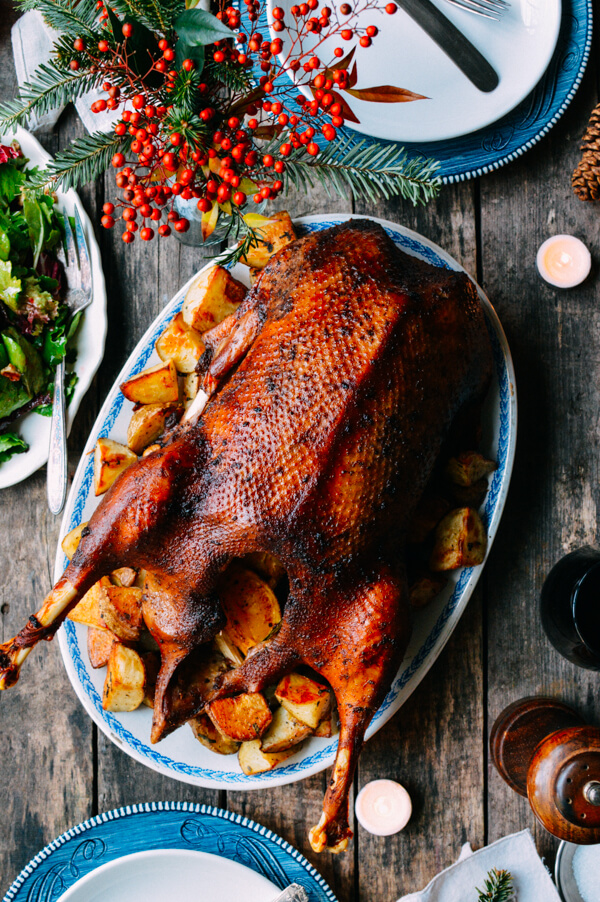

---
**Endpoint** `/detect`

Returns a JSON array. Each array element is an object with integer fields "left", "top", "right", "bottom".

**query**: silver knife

[{"left": 397, "top": 0, "right": 499, "bottom": 93}]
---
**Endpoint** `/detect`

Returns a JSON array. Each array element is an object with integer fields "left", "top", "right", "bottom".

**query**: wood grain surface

[{"left": 1, "top": 3, "right": 600, "bottom": 899}]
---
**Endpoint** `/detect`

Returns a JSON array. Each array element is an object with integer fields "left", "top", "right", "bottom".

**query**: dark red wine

[{"left": 540, "top": 547, "right": 600, "bottom": 670}]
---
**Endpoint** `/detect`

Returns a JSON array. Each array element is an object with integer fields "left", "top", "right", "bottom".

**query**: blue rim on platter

[
  {"left": 56, "top": 214, "right": 516, "bottom": 790},
  {"left": 247, "top": 0, "right": 591, "bottom": 183},
  {"left": 2, "top": 802, "right": 338, "bottom": 902}
]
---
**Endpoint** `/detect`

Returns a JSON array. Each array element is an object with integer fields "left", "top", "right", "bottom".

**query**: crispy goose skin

[{"left": 0, "top": 220, "right": 492, "bottom": 852}]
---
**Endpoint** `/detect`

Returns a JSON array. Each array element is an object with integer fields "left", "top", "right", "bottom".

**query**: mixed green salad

[{"left": 0, "top": 141, "right": 79, "bottom": 466}]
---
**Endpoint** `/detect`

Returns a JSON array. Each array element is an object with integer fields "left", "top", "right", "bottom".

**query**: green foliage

[
  {"left": 174, "top": 9, "right": 232, "bottom": 69},
  {"left": 0, "top": 433, "right": 29, "bottom": 463},
  {"left": 205, "top": 58, "right": 254, "bottom": 96},
  {"left": 0, "top": 164, "right": 26, "bottom": 204},
  {"left": 110, "top": 0, "right": 184, "bottom": 35},
  {"left": 0, "top": 60, "right": 99, "bottom": 131},
  {"left": 16, "top": 0, "right": 100, "bottom": 38},
  {"left": 476, "top": 869, "right": 514, "bottom": 902},
  {"left": 29, "top": 132, "right": 132, "bottom": 192},
  {"left": 280, "top": 136, "right": 441, "bottom": 206}
]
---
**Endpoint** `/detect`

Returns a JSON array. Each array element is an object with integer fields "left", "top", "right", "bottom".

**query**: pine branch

[
  {"left": 16, "top": 0, "right": 100, "bottom": 38},
  {"left": 28, "top": 132, "right": 132, "bottom": 192},
  {"left": 110, "top": 0, "right": 184, "bottom": 34},
  {"left": 476, "top": 868, "right": 514, "bottom": 902},
  {"left": 0, "top": 60, "right": 100, "bottom": 131},
  {"left": 205, "top": 59, "right": 254, "bottom": 96},
  {"left": 279, "top": 136, "right": 441, "bottom": 206}
]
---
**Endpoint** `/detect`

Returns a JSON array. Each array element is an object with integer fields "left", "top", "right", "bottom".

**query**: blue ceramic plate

[
  {"left": 2, "top": 802, "right": 338, "bottom": 902},
  {"left": 55, "top": 214, "right": 516, "bottom": 790}
]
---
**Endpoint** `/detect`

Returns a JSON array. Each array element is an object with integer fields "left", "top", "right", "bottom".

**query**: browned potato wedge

[
  {"left": 207, "top": 692, "right": 272, "bottom": 741},
  {"left": 182, "top": 372, "right": 200, "bottom": 409},
  {"left": 181, "top": 265, "right": 246, "bottom": 333},
  {"left": 409, "top": 573, "right": 448, "bottom": 608},
  {"left": 99, "top": 585, "right": 143, "bottom": 642},
  {"left": 110, "top": 567, "right": 137, "bottom": 588},
  {"left": 120, "top": 359, "right": 179, "bottom": 404},
  {"left": 407, "top": 495, "right": 451, "bottom": 545},
  {"left": 243, "top": 551, "right": 286, "bottom": 589},
  {"left": 61, "top": 521, "right": 89, "bottom": 560},
  {"left": 446, "top": 452, "right": 497, "bottom": 487},
  {"left": 67, "top": 577, "right": 112, "bottom": 629},
  {"left": 260, "top": 705, "right": 313, "bottom": 753},
  {"left": 214, "top": 632, "right": 245, "bottom": 667},
  {"left": 87, "top": 626, "right": 116, "bottom": 668},
  {"left": 275, "top": 673, "right": 331, "bottom": 730},
  {"left": 218, "top": 564, "right": 281, "bottom": 656},
  {"left": 238, "top": 738, "right": 301, "bottom": 775},
  {"left": 156, "top": 312, "right": 206, "bottom": 374},
  {"left": 241, "top": 212, "right": 296, "bottom": 269},
  {"left": 430, "top": 507, "right": 487, "bottom": 571},
  {"left": 189, "top": 713, "right": 241, "bottom": 754},
  {"left": 314, "top": 706, "right": 339, "bottom": 739},
  {"left": 126, "top": 402, "right": 181, "bottom": 454},
  {"left": 141, "top": 650, "right": 160, "bottom": 708},
  {"left": 102, "top": 644, "right": 145, "bottom": 712},
  {"left": 94, "top": 438, "right": 137, "bottom": 496}
]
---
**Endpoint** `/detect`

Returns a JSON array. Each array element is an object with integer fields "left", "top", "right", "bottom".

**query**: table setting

[{"left": 1, "top": 0, "right": 600, "bottom": 900}]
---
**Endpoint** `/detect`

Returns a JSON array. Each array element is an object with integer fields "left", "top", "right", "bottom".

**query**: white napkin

[
  {"left": 11, "top": 10, "right": 119, "bottom": 134},
  {"left": 396, "top": 830, "right": 562, "bottom": 902}
]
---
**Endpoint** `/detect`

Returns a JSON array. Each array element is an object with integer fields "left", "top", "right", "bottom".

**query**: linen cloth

[{"left": 396, "top": 830, "right": 562, "bottom": 902}]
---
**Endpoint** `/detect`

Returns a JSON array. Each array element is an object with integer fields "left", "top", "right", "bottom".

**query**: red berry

[
  {"left": 91, "top": 99, "right": 107, "bottom": 113},
  {"left": 274, "top": 160, "right": 285, "bottom": 173},
  {"left": 332, "top": 115, "right": 344, "bottom": 127},
  {"left": 170, "top": 132, "right": 183, "bottom": 147},
  {"left": 366, "top": 24, "right": 378, "bottom": 36},
  {"left": 158, "top": 224, "right": 171, "bottom": 237},
  {"left": 307, "top": 142, "right": 319, "bottom": 155},
  {"left": 73, "top": 38, "right": 85, "bottom": 52},
  {"left": 140, "top": 204, "right": 152, "bottom": 218},
  {"left": 101, "top": 215, "right": 115, "bottom": 228},
  {"left": 122, "top": 208, "right": 136, "bottom": 222},
  {"left": 112, "top": 153, "right": 125, "bottom": 168},
  {"left": 180, "top": 168, "right": 194, "bottom": 185},
  {"left": 200, "top": 108, "right": 214, "bottom": 121},
  {"left": 273, "top": 5, "right": 285, "bottom": 17},
  {"left": 163, "top": 47, "right": 175, "bottom": 61},
  {"left": 162, "top": 152, "right": 178, "bottom": 171},
  {"left": 232, "top": 191, "right": 246, "bottom": 206},
  {"left": 217, "top": 185, "right": 231, "bottom": 202},
  {"left": 197, "top": 198, "right": 212, "bottom": 213},
  {"left": 182, "top": 58, "right": 195, "bottom": 71},
  {"left": 132, "top": 94, "right": 145, "bottom": 110},
  {"left": 341, "top": 28, "right": 352, "bottom": 39},
  {"left": 273, "top": 179, "right": 283, "bottom": 191},
  {"left": 253, "top": 193, "right": 262, "bottom": 203},
  {"left": 171, "top": 182, "right": 182, "bottom": 195},
  {"left": 206, "top": 179, "right": 218, "bottom": 194},
  {"left": 263, "top": 154, "right": 274, "bottom": 167},
  {"left": 70, "top": 60, "right": 80, "bottom": 70},
  {"left": 228, "top": 116, "right": 240, "bottom": 129},
  {"left": 260, "top": 186, "right": 271, "bottom": 199},
  {"left": 248, "top": 118, "right": 258, "bottom": 130},
  {"left": 98, "top": 40, "right": 109, "bottom": 52},
  {"left": 263, "top": 81, "right": 274, "bottom": 93},
  {"left": 122, "top": 231, "right": 134, "bottom": 243},
  {"left": 322, "top": 124, "right": 336, "bottom": 141},
  {"left": 122, "top": 22, "right": 134, "bottom": 37},
  {"left": 131, "top": 140, "right": 142, "bottom": 154},
  {"left": 385, "top": 2, "right": 397, "bottom": 11},
  {"left": 155, "top": 59, "right": 167, "bottom": 72},
  {"left": 140, "top": 227, "right": 154, "bottom": 240},
  {"left": 151, "top": 209, "right": 161, "bottom": 221},
  {"left": 145, "top": 105, "right": 156, "bottom": 119},
  {"left": 359, "top": 36, "right": 371, "bottom": 47},
  {"left": 126, "top": 221, "right": 138, "bottom": 232},
  {"left": 174, "top": 218, "right": 190, "bottom": 232},
  {"left": 279, "top": 143, "right": 292, "bottom": 156},
  {"left": 213, "top": 50, "right": 225, "bottom": 62}
]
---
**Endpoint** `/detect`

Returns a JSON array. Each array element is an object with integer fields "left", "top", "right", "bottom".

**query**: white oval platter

[
  {"left": 266, "top": 0, "right": 561, "bottom": 143},
  {"left": 0, "top": 126, "right": 107, "bottom": 489},
  {"left": 55, "top": 213, "right": 517, "bottom": 789}
]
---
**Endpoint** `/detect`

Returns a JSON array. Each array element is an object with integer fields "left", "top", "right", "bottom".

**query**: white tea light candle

[
  {"left": 536, "top": 235, "right": 592, "bottom": 288},
  {"left": 355, "top": 780, "right": 412, "bottom": 836}
]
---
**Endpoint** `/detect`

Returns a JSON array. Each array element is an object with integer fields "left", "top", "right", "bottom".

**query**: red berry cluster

[{"left": 70, "top": 0, "right": 397, "bottom": 243}]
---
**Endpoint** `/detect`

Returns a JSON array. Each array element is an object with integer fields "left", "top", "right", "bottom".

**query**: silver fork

[
  {"left": 444, "top": 0, "right": 510, "bottom": 19},
  {"left": 47, "top": 207, "right": 93, "bottom": 515}
]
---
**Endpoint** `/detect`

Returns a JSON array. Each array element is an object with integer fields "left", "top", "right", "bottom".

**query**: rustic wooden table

[{"left": 2, "top": 4, "right": 600, "bottom": 900}]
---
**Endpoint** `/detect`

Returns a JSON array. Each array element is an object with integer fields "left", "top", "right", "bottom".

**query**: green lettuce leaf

[
  {"left": 0, "top": 432, "right": 28, "bottom": 463},
  {"left": 0, "top": 259, "right": 22, "bottom": 311},
  {"left": 0, "top": 163, "right": 26, "bottom": 204}
]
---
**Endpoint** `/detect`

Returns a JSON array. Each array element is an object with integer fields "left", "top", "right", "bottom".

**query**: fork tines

[{"left": 445, "top": 0, "right": 510, "bottom": 19}]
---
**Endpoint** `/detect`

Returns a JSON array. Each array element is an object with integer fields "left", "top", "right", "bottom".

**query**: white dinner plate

[
  {"left": 57, "top": 849, "right": 278, "bottom": 902},
  {"left": 0, "top": 126, "right": 107, "bottom": 489},
  {"left": 55, "top": 213, "right": 517, "bottom": 790},
  {"left": 267, "top": 0, "right": 561, "bottom": 142}
]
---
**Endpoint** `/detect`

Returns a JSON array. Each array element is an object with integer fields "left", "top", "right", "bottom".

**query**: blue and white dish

[
  {"left": 55, "top": 213, "right": 517, "bottom": 790},
  {"left": 2, "top": 802, "right": 338, "bottom": 902}
]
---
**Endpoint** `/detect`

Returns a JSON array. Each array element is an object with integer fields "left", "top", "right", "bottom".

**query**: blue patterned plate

[
  {"left": 55, "top": 214, "right": 516, "bottom": 790},
  {"left": 2, "top": 802, "right": 338, "bottom": 902}
]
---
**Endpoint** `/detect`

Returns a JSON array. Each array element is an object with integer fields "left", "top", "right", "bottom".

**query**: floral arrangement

[{"left": 1, "top": 0, "right": 441, "bottom": 259}]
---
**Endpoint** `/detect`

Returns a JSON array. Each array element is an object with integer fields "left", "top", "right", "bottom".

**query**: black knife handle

[{"left": 399, "top": 0, "right": 499, "bottom": 93}]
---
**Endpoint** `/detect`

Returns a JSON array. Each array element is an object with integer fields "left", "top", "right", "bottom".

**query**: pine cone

[{"left": 572, "top": 101, "right": 600, "bottom": 201}]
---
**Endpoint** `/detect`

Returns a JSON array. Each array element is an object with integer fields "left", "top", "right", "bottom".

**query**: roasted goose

[{"left": 0, "top": 219, "right": 492, "bottom": 852}]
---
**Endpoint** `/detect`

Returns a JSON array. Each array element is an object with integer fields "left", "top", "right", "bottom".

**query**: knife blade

[{"left": 397, "top": 0, "right": 499, "bottom": 93}]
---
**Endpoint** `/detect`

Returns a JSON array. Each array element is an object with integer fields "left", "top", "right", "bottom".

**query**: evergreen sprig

[
  {"left": 110, "top": 0, "right": 184, "bottom": 35},
  {"left": 0, "top": 60, "right": 100, "bottom": 131},
  {"left": 29, "top": 132, "right": 133, "bottom": 192},
  {"left": 16, "top": 0, "right": 100, "bottom": 39},
  {"left": 279, "top": 136, "right": 441, "bottom": 206},
  {"left": 205, "top": 58, "right": 254, "bottom": 96},
  {"left": 476, "top": 868, "right": 514, "bottom": 902}
]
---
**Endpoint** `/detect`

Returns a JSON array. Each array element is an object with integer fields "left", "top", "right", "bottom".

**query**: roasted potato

[
  {"left": 238, "top": 738, "right": 301, "bottom": 775},
  {"left": 408, "top": 573, "right": 448, "bottom": 608},
  {"left": 87, "top": 626, "right": 116, "bottom": 668},
  {"left": 61, "top": 521, "right": 88, "bottom": 560},
  {"left": 243, "top": 551, "right": 286, "bottom": 589},
  {"left": 156, "top": 312, "right": 206, "bottom": 374},
  {"left": 120, "top": 359, "right": 179, "bottom": 404},
  {"left": 214, "top": 632, "right": 245, "bottom": 667},
  {"left": 67, "top": 577, "right": 112, "bottom": 629},
  {"left": 182, "top": 372, "right": 200, "bottom": 409},
  {"left": 275, "top": 673, "right": 332, "bottom": 730},
  {"left": 314, "top": 707, "right": 339, "bottom": 739},
  {"left": 110, "top": 567, "right": 137, "bottom": 588},
  {"left": 94, "top": 438, "right": 137, "bottom": 496},
  {"left": 241, "top": 212, "right": 296, "bottom": 269},
  {"left": 429, "top": 507, "right": 487, "bottom": 571},
  {"left": 126, "top": 402, "right": 181, "bottom": 454},
  {"left": 218, "top": 564, "right": 281, "bottom": 655},
  {"left": 189, "top": 713, "right": 241, "bottom": 755},
  {"left": 260, "top": 705, "right": 313, "bottom": 753},
  {"left": 206, "top": 692, "right": 272, "bottom": 741},
  {"left": 99, "top": 585, "right": 143, "bottom": 642},
  {"left": 181, "top": 265, "right": 246, "bottom": 333},
  {"left": 446, "top": 451, "right": 497, "bottom": 487},
  {"left": 102, "top": 643, "right": 145, "bottom": 712}
]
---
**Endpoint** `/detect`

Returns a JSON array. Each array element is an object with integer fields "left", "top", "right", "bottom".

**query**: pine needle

[
  {"left": 476, "top": 868, "right": 514, "bottom": 902},
  {"left": 0, "top": 61, "right": 99, "bottom": 131},
  {"left": 16, "top": 0, "right": 100, "bottom": 38},
  {"left": 28, "top": 132, "right": 132, "bottom": 192}
]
